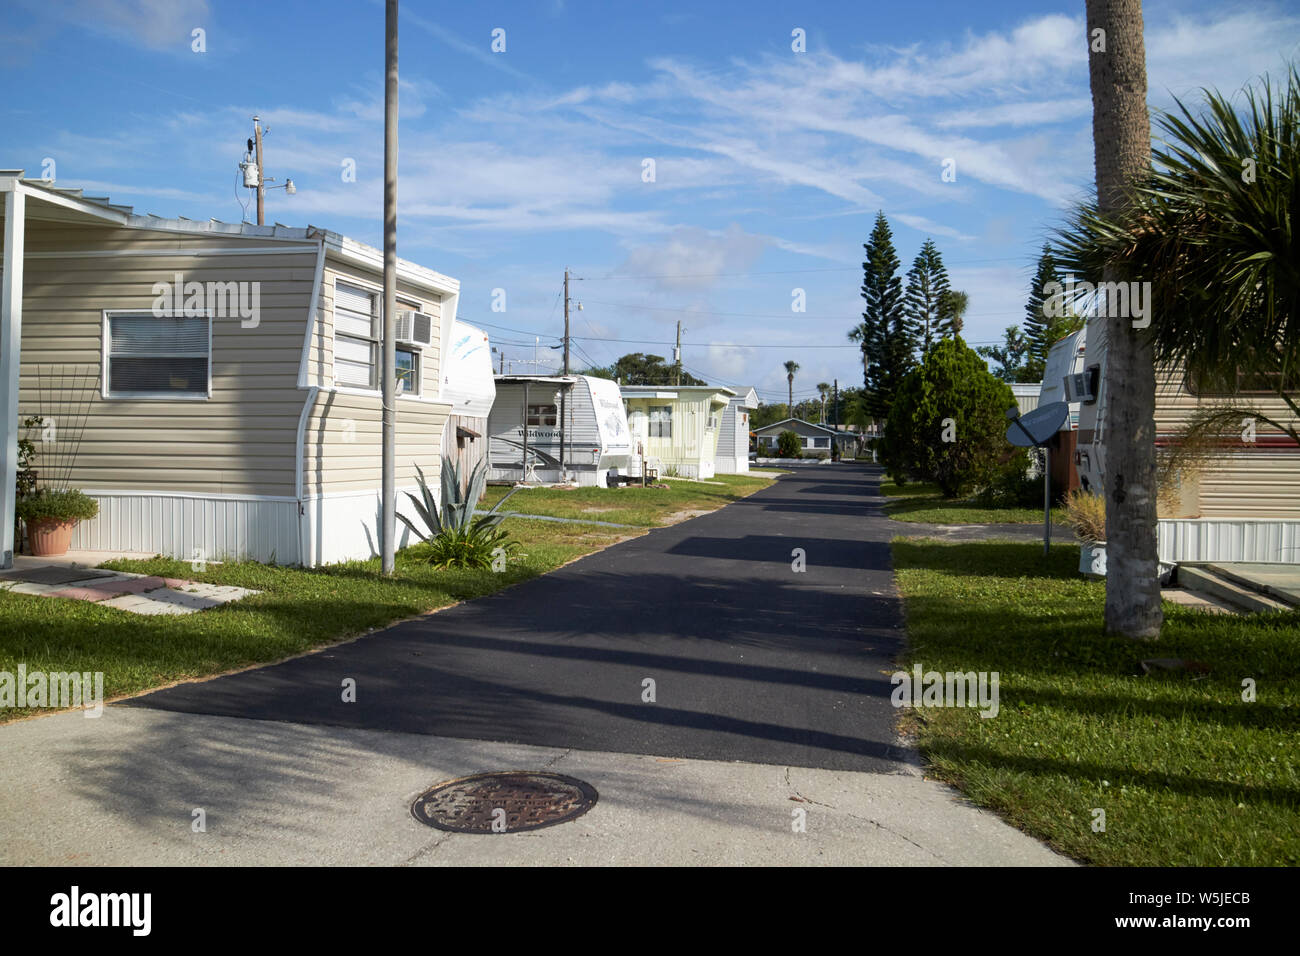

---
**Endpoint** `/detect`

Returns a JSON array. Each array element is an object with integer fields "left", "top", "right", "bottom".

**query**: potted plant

[
  {"left": 16, "top": 489, "right": 99, "bottom": 557},
  {"left": 1064, "top": 488, "right": 1107, "bottom": 577}
]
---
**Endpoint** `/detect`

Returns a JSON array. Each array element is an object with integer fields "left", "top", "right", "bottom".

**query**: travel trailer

[
  {"left": 1039, "top": 328, "right": 1089, "bottom": 497},
  {"left": 487, "top": 374, "right": 632, "bottom": 485},
  {"left": 439, "top": 321, "right": 495, "bottom": 489},
  {"left": 1069, "top": 317, "right": 1300, "bottom": 562},
  {"left": 1, "top": 172, "right": 461, "bottom": 568}
]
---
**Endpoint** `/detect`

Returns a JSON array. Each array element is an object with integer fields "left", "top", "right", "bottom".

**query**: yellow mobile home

[{"left": 621, "top": 385, "right": 735, "bottom": 479}]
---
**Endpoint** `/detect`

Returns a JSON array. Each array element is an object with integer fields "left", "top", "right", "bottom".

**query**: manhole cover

[{"left": 411, "top": 771, "right": 598, "bottom": 834}]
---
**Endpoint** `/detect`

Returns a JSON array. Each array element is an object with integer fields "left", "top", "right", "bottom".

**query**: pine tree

[
  {"left": 855, "top": 212, "right": 907, "bottom": 420},
  {"left": 904, "top": 239, "right": 952, "bottom": 358},
  {"left": 1024, "top": 244, "right": 1062, "bottom": 381}
]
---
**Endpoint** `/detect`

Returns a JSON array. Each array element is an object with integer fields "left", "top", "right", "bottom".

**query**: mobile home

[
  {"left": 753, "top": 418, "right": 840, "bottom": 458},
  {"left": 487, "top": 374, "right": 632, "bottom": 485},
  {"left": 1070, "top": 316, "right": 1300, "bottom": 563},
  {"left": 1, "top": 172, "right": 460, "bottom": 568},
  {"left": 716, "top": 385, "right": 758, "bottom": 474},
  {"left": 439, "top": 320, "right": 495, "bottom": 489},
  {"left": 621, "top": 385, "right": 735, "bottom": 479}
]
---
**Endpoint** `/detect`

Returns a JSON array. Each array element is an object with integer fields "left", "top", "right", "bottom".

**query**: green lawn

[
  {"left": 882, "top": 479, "right": 1067, "bottom": 525},
  {"left": 480, "top": 471, "right": 775, "bottom": 527},
  {"left": 891, "top": 538, "right": 1300, "bottom": 866},
  {"left": 0, "top": 518, "right": 635, "bottom": 721}
]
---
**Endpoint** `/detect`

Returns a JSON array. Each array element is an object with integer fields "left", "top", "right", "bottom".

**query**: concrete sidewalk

[{"left": 0, "top": 706, "right": 1071, "bottom": 866}]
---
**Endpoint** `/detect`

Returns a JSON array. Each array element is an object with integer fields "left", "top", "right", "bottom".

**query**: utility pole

[
  {"left": 379, "top": 0, "right": 398, "bottom": 576},
  {"left": 240, "top": 116, "right": 294, "bottom": 226},
  {"left": 674, "top": 321, "right": 682, "bottom": 386},
  {"left": 833, "top": 379, "right": 838, "bottom": 428},
  {"left": 560, "top": 268, "right": 571, "bottom": 480},
  {"left": 253, "top": 117, "right": 265, "bottom": 226},
  {"left": 563, "top": 268, "right": 571, "bottom": 375}
]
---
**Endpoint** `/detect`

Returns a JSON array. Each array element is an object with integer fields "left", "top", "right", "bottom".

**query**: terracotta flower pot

[{"left": 26, "top": 518, "right": 78, "bottom": 557}]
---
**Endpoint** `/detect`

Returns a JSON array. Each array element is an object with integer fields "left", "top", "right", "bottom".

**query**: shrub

[
  {"left": 1064, "top": 488, "right": 1107, "bottom": 543},
  {"left": 776, "top": 430, "right": 802, "bottom": 458},
  {"left": 422, "top": 521, "right": 519, "bottom": 571},
  {"left": 399, "top": 457, "right": 520, "bottom": 569},
  {"left": 973, "top": 449, "right": 1039, "bottom": 507},
  {"left": 16, "top": 488, "right": 99, "bottom": 523},
  {"left": 880, "top": 337, "right": 1018, "bottom": 498}
]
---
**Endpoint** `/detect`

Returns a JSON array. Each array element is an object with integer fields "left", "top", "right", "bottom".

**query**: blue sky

[{"left": 3, "top": 0, "right": 1298, "bottom": 406}]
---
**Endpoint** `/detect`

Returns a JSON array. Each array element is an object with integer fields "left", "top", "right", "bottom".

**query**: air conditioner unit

[
  {"left": 395, "top": 310, "right": 433, "bottom": 347},
  {"left": 1064, "top": 364, "right": 1100, "bottom": 404}
]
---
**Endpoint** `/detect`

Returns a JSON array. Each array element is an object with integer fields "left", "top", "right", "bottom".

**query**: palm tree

[
  {"left": 816, "top": 382, "right": 831, "bottom": 423},
  {"left": 847, "top": 323, "right": 871, "bottom": 391},
  {"left": 1056, "top": 66, "right": 1300, "bottom": 444},
  {"left": 939, "top": 289, "right": 969, "bottom": 337},
  {"left": 784, "top": 360, "right": 800, "bottom": 417},
  {"left": 1082, "top": 0, "right": 1162, "bottom": 640}
]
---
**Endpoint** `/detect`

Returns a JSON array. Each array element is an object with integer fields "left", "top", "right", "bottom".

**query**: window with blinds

[
  {"left": 648, "top": 405, "right": 672, "bottom": 438},
  {"left": 333, "top": 279, "right": 425, "bottom": 393},
  {"left": 104, "top": 312, "right": 210, "bottom": 398},
  {"left": 334, "top": 280, "right": 378, "bottom": 388}
]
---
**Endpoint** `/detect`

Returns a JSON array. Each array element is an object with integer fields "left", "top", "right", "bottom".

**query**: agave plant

[{"left": 399, "top": 457, "right": 521, "bottom": 568}]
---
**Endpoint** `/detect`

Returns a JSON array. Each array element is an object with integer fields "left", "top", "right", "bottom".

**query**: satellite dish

[{"left": 1006, "top": 401, "right": 1069, "bottom": 447}]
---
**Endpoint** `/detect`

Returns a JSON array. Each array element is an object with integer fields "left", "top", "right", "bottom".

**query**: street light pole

[{"left": 380, "top": 0, "right": 398, "bottom": 576}]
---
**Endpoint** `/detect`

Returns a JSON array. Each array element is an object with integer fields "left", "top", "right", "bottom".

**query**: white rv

[
  {"left": 440, "top": 321, "right": 496, "bottom": 486},
  {"left": 487, "top": 374, "right": 632, "bottom": 485}
]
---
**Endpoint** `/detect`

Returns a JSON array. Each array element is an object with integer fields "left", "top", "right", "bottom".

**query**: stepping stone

[
  {"left": 46, "top": 576, "right": 167, "bottom": 602},
  {"left": 100, "top": 593, "right": 196, "bottom": 616}
]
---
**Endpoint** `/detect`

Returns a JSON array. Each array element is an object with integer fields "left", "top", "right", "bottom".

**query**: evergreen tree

[
  {"left": 1024, "top": 244, "right": 1063, "bottom": 381},
  {"left": 904, "top": 239, "right": 952, "bottom": 358},
  {"left": 854, "top": 212, "right": 908, "bottom": 420},
  {"left": 976, "top": 326, "right": 1034, "bottom": 383}
]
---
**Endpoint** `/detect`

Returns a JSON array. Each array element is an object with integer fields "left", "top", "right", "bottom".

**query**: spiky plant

[{"left": 399, "top": 457, "right": 521, "bottom": 569}]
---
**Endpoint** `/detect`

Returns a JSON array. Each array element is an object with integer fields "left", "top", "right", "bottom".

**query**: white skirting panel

[
  {"left": 70, "top": 492, "right": 300, "bottom": 564},
  {"left": 299, "top": 486, "right": 429, "bottom": 567},
  {"left": 1159, "top": 519, "right": 1300, "bottom": 564},
  {"left": 715, "top": 456, "right": 749, "bottom": 474}
]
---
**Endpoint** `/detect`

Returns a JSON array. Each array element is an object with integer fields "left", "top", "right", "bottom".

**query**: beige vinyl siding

[
  {"left": 305, "top": 262, "right": 442, "bottom": 395},
  {"left": 13, "top": 220, "right": 315, "bottom": 496},
  {"left": 626, "top": 393, "right": 726, "bottom": 468},
  {"left": 300, "top": 389, "right": 448, "bottom": 495},
  {"left": 1153, "top": 368, "right": 1300, "bottom": 518}
]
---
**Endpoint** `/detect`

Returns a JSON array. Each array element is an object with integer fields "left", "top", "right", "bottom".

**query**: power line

[
  {"left": 574, "top": 256, "right": 1032, "bottom": 282},
  {"left": 578, "top": 297, "right": 1012, "bottom": 323}
]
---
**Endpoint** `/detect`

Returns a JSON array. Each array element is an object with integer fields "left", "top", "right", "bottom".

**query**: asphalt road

[{"left": 133, "top": 463, "right": 908, "bottom": 772}]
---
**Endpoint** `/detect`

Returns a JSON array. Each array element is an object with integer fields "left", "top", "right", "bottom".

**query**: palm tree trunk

[{"left": 1086, "top": 0, "right": 1162, "bottom": 639}]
